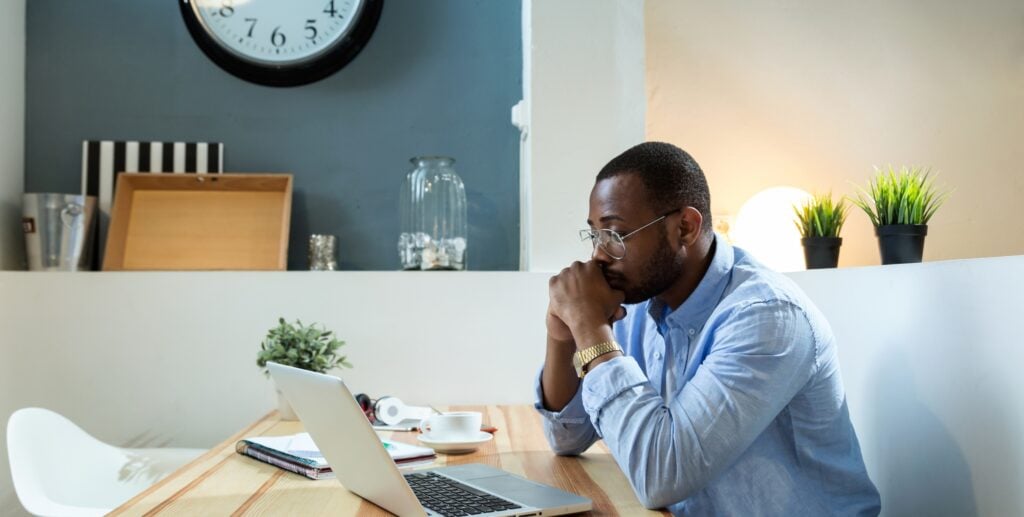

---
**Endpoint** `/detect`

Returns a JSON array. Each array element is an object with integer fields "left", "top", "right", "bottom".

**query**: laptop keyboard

[{"left": 405, "top": 471, "right": 523, "bottom": 516}]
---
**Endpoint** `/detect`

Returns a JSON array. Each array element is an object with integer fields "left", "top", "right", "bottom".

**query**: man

[{"left": 535, "top": 142, "right": 881, "bottom": 515}]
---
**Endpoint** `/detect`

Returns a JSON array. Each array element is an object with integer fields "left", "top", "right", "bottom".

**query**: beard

[{"left": 605, "top": 229, "right": 685, "bottom": 304}]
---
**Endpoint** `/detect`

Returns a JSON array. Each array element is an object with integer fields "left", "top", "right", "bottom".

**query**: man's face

[{"left": 587, "top": 174, "right": 685, "bottom": 304}]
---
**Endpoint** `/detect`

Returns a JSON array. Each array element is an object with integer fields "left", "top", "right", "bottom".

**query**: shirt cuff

[
  {"left": 533, "top": 366, "right": 590, "bottom": 425},
  {"left": 581, "top": 355, "right": 647, "bottom": 417}
]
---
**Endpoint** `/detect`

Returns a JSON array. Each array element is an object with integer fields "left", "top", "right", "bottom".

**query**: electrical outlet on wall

[{"left": 713, "top": 213, "right": 735, "bottom": 243}]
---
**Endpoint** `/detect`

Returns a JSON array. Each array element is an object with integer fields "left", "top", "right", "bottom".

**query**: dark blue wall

[{"left": 25, "top": 0, "right": 521, "bottom": 270}]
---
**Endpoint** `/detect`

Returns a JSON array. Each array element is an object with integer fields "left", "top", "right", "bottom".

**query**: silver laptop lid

[{"left": 267, "top": 362, "right": 424, "bottom": 516}]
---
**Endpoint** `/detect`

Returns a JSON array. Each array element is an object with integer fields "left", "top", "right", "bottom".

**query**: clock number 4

[{"left": 323, "top": 0, "right": 345, "bottom": 19}]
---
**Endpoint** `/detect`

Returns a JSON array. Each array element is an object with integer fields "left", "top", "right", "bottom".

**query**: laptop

[{"left": 267, "top": 362, "right": 592, "bottom": 516}]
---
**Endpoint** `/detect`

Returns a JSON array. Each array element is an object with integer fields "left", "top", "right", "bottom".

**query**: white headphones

[{"left": 373, "top": 396, "right": 433, "bottom": 425}]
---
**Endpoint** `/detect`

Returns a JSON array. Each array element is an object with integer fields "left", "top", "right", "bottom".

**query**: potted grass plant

[
  {"left": 257, "top": 318, "right": 351, "bottom": 420},
  {"left": 850, "top": 165, "right": 950, "bottom": 265},
  {"left": 794, "top": 193, "right": 849, "bottom": 269}
]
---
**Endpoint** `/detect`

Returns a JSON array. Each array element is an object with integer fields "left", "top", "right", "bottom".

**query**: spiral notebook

[{"left": 236, "top": 432, "right": 435, "bottom": 480}]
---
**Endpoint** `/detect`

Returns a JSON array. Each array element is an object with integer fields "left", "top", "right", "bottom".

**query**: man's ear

[{"left": 679, "top": 207, "right": 703, "bottom": 247}]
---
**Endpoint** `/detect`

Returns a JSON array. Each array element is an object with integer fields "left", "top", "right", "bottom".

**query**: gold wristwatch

[{"left": 573, "top": 341, "right": 623, "bottom": 378}]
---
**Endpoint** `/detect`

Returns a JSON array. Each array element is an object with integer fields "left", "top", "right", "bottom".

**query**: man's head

[{"left": 587, "top": 142, "right": 713, "bottom": 304}]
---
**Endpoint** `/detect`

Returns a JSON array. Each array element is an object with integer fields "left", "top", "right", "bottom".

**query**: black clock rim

[{"left": 179, "top": 0, "right": 384, "bottom": 88}]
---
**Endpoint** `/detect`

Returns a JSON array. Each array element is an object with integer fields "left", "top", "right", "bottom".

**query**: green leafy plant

[
  {"left": 849, "top": 165, "right": 951, "bottom": 226},
  {"left": 793, "top": 193, "right": 849, "bottom": 238},
  {"left": 256, "top": 318, "right": 351, "bottom": 376}
]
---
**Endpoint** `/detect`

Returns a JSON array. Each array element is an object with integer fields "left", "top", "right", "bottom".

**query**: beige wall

[{"left": 646, "top": 0, "right": 1024, "bottom": 267}]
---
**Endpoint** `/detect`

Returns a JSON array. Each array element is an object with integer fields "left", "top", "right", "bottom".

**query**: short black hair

[{"left": 596, "top": 142, "right": 712, "bottom": 232}]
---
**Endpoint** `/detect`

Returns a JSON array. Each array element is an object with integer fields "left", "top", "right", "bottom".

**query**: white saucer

[{"left": 417, "top": 432, "right": 493, "bottom": 454}]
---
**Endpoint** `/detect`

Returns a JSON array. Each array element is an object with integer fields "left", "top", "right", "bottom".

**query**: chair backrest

[{"left": 7, "top": 408, "right": 156, "bottom": 516}]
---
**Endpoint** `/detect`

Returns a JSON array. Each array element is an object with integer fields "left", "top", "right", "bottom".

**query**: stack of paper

[{"left": 236, "top": 432, "right": 435, "bottom": 480}]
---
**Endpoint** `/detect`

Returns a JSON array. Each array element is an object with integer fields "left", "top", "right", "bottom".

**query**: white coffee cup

[{"left": 419, "top": 411, "right": 482, "bottom": 442}]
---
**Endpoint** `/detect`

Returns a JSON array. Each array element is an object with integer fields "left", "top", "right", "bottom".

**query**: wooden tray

[{"left": 103, "top": 173, "right": 292, "bottom": 270}]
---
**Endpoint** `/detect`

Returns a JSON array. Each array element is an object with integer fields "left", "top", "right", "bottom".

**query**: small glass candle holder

[{"left": 308, "top": 234, "right": 337, "bottom": 271}]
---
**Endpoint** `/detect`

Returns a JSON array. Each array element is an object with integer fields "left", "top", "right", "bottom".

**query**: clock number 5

[
  {"left": 271, "top": 26, "right": 286, "bottom": 47},
  {"left": 305, "top": 20, "right": 318, "bottom": 40}
]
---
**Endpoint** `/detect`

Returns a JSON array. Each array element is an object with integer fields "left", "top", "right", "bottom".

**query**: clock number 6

[
  {"left": 305, "top": 20, "right": 318, "bottom": 40},
  {"left": 271, "top": 26, "right": 286, "bottom": 47}
]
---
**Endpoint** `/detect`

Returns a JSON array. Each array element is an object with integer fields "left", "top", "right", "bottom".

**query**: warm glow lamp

[{"left": 731, "top": 186, "right": 813, "bottom": 272}]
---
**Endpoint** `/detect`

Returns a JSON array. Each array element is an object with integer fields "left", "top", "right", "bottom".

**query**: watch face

[{"left": 180, "top": 0, "right": 383, "bottom": 87}]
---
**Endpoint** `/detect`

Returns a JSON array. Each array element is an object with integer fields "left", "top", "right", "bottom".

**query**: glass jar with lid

[{"left": 398, "top": 156, "right": 467, "bottom": 270}]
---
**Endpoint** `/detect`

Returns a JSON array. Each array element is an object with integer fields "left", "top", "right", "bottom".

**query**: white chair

[{"left": 7, "top": 407, "right": 206, "bottom": 516}]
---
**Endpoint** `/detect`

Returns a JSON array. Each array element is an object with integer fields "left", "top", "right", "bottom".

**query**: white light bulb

[{"left": 732, "top": 187, "right": 813, "bottom": 272}]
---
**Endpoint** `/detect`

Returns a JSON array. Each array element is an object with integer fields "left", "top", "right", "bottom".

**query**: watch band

[{"left": 573, "top": 341, "right": 623, "bottom": 378}]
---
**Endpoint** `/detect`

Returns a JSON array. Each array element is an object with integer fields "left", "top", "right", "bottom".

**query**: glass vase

[{"left": 399, "top": 156, "right": 467, "bottom": 270}]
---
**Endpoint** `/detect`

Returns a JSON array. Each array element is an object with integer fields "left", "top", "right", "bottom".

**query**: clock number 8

[{"left": 219, "top": 0, "right": 234, "bottom": 18}]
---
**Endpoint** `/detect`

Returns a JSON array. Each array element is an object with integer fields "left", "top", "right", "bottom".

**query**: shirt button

[
  {"left": 688, "top": 328, "right": 696, "bottom": 336},
  {"left": 654, "top": 352, "right": 662, "bottom": 360}
]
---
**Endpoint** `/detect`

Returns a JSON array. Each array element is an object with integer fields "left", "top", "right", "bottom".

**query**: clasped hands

[{"left": 547, "top": 261, "right": 627, "bottom": 352}]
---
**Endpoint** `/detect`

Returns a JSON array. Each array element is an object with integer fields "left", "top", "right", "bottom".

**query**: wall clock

[{"left": 180, "top": 0, "right": 384, "bottom": 87}]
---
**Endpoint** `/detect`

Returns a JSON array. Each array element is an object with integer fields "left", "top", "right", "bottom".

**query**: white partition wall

[
  {"left": 791, "top": 257, "right": 1024, "bottom": 516},
  {"left": 524, "top": 0, "right": 646, "bottom": 272},
  {"left": 2, "top": 256, "right": 1023, "bottom": 514},
  {"left": 0, "top": 0, "right": 25, "bottom": 270},
  {"left": 0, "top": 271, "right": 552, "bottom": 514}
]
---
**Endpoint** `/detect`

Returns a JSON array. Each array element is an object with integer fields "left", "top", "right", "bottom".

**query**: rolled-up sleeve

[
  {"left": 533, "top": 366, "right": 600, "bottom": 456},
  {"left": 580, "top": 299, "right": 818, "bottom": 509}
]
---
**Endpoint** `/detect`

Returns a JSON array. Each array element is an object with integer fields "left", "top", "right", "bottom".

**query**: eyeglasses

[{"left": 579, "top": 209, "right": 680, "bottom": 260}]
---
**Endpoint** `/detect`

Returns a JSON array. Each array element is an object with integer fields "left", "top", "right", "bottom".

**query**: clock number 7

[
  {"left": 305, "top": 20, "right": 318, "bottom": 40},
  {"left": 245, "top": 18, "right": 257, "bottom": 38},
  {"left": 323, "top": 0, "right": 343, "bottom": 18}
]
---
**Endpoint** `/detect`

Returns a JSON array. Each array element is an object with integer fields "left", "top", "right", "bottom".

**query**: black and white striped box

[{"left": 80, "top": 141, "right": 225, "bottom": 269}]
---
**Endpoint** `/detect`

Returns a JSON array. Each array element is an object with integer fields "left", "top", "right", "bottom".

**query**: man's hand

[
  {"left": 541, "top": 261, "right": 627, "bottom": 411},
  {"left": 546, "top": 308, "right": 575, "bottom": 344},
  {"left": 548, "top": 261, "right": 627, "bottom": 347}
]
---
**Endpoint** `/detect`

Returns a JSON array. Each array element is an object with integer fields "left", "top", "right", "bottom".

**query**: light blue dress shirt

[{"left": 535, "top": 236, "right": 881, "bottom": 515}]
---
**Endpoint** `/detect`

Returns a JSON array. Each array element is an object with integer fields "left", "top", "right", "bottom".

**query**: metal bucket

[{"left": 22, "top": 193, "right": 97, "bottom": 271}]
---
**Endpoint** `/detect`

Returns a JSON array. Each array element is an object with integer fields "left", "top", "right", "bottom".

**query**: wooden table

[{"left": 110, "top": 405, "right": 668, "bottom": 516}]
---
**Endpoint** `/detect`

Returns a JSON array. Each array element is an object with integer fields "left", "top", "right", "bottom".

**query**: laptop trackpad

[{"left": 471, "top": 476, "right": 588, "bottom": 507}]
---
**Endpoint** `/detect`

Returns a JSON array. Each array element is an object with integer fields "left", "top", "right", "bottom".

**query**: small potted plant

[
  {"left": 257, "top": 318, "right": 351, "bottom": 420},
  {"left": 793, "top": 192, "right": 849, "bottom": 269},
  {"left": 850, "top": 165, "right": 951, "bottom": 265}
]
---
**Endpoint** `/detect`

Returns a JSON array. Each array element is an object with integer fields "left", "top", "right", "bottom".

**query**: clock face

[{"left": 180, "top": 0, "right": 383, "bottom": 87}]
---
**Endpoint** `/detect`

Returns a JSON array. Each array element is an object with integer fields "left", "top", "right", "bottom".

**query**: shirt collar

[{"left": 647, "top": 233, "right": 734, "bottom": 330}]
